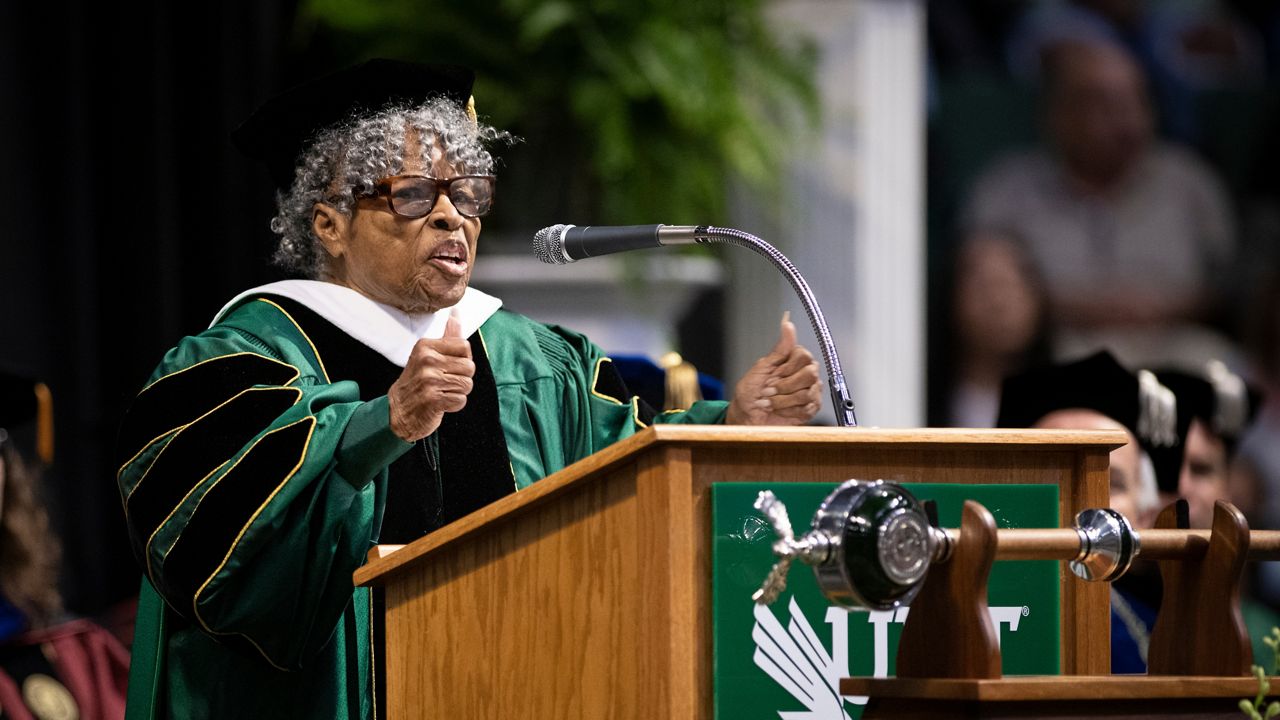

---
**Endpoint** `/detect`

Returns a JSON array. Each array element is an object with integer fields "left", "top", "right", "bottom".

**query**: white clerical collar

[{"left": 211, "top": 280, "right": 503, "bottom": 368}]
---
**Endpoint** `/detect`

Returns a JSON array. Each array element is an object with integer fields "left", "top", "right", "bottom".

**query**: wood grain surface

[
  {"left": 845, "top": 675, "right": 1276, "bottom": 720},
  {"left": 841, "top": 674, "right": 1278, "bottom": 700},
  {"left": 356, "top": 425, "right": 1124, "bottom": 717},
  {"left": 1147, "top": 500, "right": 1253, "bottom": 676}
]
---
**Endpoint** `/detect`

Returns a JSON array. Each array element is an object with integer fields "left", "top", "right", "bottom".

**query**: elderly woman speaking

[{"left": 115, "top": 58, "right": 821, "bottom": 719}]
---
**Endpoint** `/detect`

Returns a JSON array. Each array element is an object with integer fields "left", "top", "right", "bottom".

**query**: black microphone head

[{"left": 532, "top": 224, "right": 574, "bottom": 265}]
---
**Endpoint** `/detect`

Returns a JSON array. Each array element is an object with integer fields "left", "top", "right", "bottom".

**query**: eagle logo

[
  {"left": 752, "top": 597, "right": 1030, "bottom": 719},
  {"left": 751, "top": 597, "right": 860, "bottom": 720}
]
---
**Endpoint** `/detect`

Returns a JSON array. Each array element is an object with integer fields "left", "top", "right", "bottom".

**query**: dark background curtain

[{"left": 0, "top": 1, "right": 308, "bottom": 617}]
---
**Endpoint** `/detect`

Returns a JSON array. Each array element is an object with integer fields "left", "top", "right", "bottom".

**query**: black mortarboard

[
  {"left": 1155, "top": 361, "right": 1262, "bottom": 451},
  {"left": 996, "top": 350, "right": 1187, "bottom": 493},
  {"left": 0, "top": 369, "right": 54, "bottom": 464},
  {"left": 230, "top": 58, "right": 476, "bottom": 189}
]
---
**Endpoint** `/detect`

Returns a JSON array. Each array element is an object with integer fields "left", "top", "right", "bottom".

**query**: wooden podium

[{"left": 354, "top": 425, "right": 1123, "bottom": 719}]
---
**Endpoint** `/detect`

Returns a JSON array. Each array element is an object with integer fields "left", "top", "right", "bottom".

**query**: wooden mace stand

[{"left": 844, "top": 499, "right": 1275, "bottom": 719}]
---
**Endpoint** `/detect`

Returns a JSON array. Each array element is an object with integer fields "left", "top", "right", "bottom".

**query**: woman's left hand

[{"left": 725, "top": 313, "right": 822, "bottom": 426}]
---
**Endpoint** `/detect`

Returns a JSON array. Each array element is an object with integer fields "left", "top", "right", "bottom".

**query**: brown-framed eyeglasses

[{"left": 370, "top": 174, "right": 496, "bottom": 219}]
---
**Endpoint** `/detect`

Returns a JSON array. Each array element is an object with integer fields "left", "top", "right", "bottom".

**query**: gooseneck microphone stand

[
  {"left": 533, "top": 223, "right": 859, "bottom": 426},
  {"left": 695, "top": 225, "right": 858, "bottom": 427}
]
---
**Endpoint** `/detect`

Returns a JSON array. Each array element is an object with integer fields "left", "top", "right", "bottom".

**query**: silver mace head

[{"left": 751, "top": 480, "right": 940, "bottom": 611}]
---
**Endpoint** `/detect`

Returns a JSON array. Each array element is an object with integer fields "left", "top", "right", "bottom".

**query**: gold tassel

[
  {"left": 659, "top": 352, "right": 703, "bottom": 411},
  {"left": 33, "top": 381, "right": 53, "bottom": 464}
]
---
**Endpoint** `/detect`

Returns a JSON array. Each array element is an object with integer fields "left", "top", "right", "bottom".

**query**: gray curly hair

[{"left": 269, "top": 96, "right": 511, "bottom": 277}]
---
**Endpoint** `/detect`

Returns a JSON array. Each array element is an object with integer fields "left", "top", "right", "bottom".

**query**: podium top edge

[{"left": 642, "top": 425, "right": 1128, "bottom": 448}]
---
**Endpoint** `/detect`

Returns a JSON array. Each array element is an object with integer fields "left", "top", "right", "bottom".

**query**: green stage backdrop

[{"left": 711, "top": 482, "right": 1060, "bottom": 720}]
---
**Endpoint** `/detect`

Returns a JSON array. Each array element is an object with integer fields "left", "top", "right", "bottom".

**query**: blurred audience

[
  {"left": 963, "top": 37, "right": 1241, "bottom": 371},
  {"left": 938, "top": 227, "right": 1052, "bottom": 427},
  {"left": 928, "top": 0, "right": 1034, "bottom": 74},
  {"left": 1153, "top": 360, "right": 1261, "bottom": 528},
  {"left": 1003, "top": 0, "right": 1269, "bottom": 143},
  {"left": 0, "top": 370, "right": 127, "bottom": 720},
  {"left": 1231, "top": 109, "right": 1280, "bottom": 356}
]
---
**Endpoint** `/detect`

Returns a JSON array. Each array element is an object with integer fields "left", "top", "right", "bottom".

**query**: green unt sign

[{"left": 711, "top": 483, "right": 1060, "bottom": 720}]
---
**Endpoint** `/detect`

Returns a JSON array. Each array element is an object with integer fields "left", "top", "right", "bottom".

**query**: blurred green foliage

[{"left": 296, "top": 0, "right": 820, "bottom": 230}]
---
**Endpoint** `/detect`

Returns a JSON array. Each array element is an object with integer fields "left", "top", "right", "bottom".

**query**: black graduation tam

[
  {"left": 996, "top": 350, "right": 1187, "bottom": 493},
  {"left": 230, "top": 58, "right": 476, "bottom": 189},
  {"left": 1155, "top": 360, "right": 1262, "bottom": 448},
  {"left": 0, "top": 369, "right": 54, "bottom": 463}
]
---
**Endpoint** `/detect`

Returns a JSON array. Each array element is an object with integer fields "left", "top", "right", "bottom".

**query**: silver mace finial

[{"left": 751, "top": 490, "right": 834, "bottom": 605}]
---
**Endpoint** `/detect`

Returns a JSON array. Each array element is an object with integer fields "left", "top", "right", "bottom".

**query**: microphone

[
  {"left": 531, "top": 223, "right": 859, "bottom": 427},
  {"left": 532, "top": 224, "right": 707, "bottom": 265}
]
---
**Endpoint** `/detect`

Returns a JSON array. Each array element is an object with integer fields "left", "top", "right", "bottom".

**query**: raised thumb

[
  {"left": 444, "top": 310, "right": 463, "bottom": 339},
  {"left": 770, "top": 311, "right": 796, "bottom": 360}
]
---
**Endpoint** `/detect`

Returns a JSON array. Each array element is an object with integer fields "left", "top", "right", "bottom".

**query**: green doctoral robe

[{"left": 116, "top": 289, "right": 727, "bottom": 719}]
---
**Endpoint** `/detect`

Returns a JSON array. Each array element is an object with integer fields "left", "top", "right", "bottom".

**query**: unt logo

[{"left": 751, "top": 597, "right": 1029, "bottom": 719}]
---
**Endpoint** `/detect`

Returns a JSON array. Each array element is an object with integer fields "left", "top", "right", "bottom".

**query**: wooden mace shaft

[{"left": 942, "top": 528, "right": 1280, "bottom": 562}]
